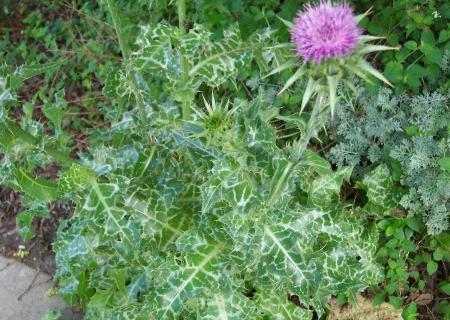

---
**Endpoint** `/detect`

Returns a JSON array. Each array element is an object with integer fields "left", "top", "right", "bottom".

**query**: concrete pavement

[{"left": 0, "top": 256, "right": 81, "bottom": 320}]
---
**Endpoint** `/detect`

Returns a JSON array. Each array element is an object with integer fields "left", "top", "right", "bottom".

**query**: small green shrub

[{"left": 328, "top": 87, "right": 450, "bottom": 234}]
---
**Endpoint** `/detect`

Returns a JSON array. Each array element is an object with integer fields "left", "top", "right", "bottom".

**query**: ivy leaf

[
  {"left": 420, "top": 30, "right": 442, "bottom": 64},
  {"left": 404, "top": 41, "right": 417, "bottom": 50},
  {"left": 384, "top": 61, "right": 404, "bottom": 84},
  {"left": 404, "top": 65, "right": 426, "bottom": 91},
  {"left": 389, "top": 296, "right": 403, "bottom": 309},
  {"left": 440, "top": 282, "right": 450, "bottom": 295},
  {"left": 427, "top": 260, "right": 438, "bottom": 275}
]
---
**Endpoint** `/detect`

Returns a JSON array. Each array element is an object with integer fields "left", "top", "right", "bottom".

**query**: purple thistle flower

[{"left": 290, "top": 2, "right": 361, "bottom": 64}]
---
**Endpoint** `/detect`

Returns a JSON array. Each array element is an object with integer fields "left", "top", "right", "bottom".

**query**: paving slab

[{"left": 0, "top": 256, "right": 81, "bottom": 320}]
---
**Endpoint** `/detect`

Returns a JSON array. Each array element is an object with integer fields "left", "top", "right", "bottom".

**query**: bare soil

[{"left": 0, "top": 187, "right": 73, "bottom": 275}]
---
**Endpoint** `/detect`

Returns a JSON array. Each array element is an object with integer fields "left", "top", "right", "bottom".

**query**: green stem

[
  {"left": 181, "top": 100, "right": 191, "bottom": 120},
  {"left": 290, "top": 93, "right": 325, "bottom": 162},
  {"left": 177, "top": 0, "right": 186, "bottom": 30},
  {"left": 176, "top": 0, "right": 192, "bottom": 120},
  {"left": 104, "top": 0, "right": 148, "bottom": 127},
  {"left": 105, "top": 0, "right": 130, "bottom": 58},
  {"left": 267, "top": 160, "right": 294, "bottom": 206},
  {"left": 267, "top": 92, "right": 327, "bottom": 206}
]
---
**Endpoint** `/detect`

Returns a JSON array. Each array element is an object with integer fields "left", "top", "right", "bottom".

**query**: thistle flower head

[{"left": 290, "top": 2, "right": 361, "bottom": 64}]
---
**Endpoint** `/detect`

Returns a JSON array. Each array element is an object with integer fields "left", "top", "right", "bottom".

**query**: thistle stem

[
  {"left": 105, "top": 0, "right": 148, "bottom": 127},
  {"left": 176, "top": 0, "right": 192, "bottom": 120},
  {"left": 291, "top": 93, "right": 325, "bottom": 162},
  {"left": 267, "top": 92, "right": 327, "bottom": 206},
  {"left": 105, "top": 0, "right": 130, "bottom": 58},
  {"left": 177, "top": 0, "right": 186, "bottom": 30}
]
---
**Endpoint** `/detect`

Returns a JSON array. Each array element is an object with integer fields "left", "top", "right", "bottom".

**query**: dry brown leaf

[
  {"left": 331, "top": 295, "right": 402, "bottom": 320},
  {"left": 414, "top": 293, "right": 433, "bottom": 306}
]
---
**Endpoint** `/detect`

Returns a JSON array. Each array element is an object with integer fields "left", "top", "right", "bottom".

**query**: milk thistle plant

[
  {"left": 267, "top": 1, "right": 396, "bottom": 204},
  {"left": 0, "top": 1, "right": 397, "bottom": 319}
]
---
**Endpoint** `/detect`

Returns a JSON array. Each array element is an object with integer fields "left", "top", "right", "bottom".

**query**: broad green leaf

[
  {"left": 420, "top": 30, "right": 442, "bottom": 64},
  {"left": 406, "top": 216, "right": 425, "bottom": 233},
  {"left": 440, "top": 282, "right": 450, "bottom": 295},
  {"left": 14, "top": 169, "right": 59, "bottom": 202},
  {"left": 299, "top": 150, "right": 332, "bottom": 176},
  {"left": 388, "top": 296, "right": 403, "bottom": 309},
  {"left": 202, "top": 292, "right": 254, "bottom": 320},
  {"left": 189, "top": 25, "right": 256, "bottom": 87},
  {"left": 306, "top": 166, "right": 352, "bottom": 209},
  {"left": 427, "top": 260, "right": 438, "bottom": 275},
  {"left": 257, "top": 209, "right": 382, "bottom": 316},
  {"left": 404, "top": 41, "right": 418, "bottom": 50},
  {"left": 420, "top": 43, "right": 442, "bottom": 64},
  {"left": 357, "top": 165, "right": 400, "bottom": 217},
  {"left": 255, "top": 292, "right": 313, "bottom": 320},
  {"left": 404, "top": 65, "right": 426, "bottom": 90},
  {"left": 150, "top": 235, "right": 224, "bottom": 319},
  {"left": 384, "top": 61, "right": 404, "bottom": 84}
]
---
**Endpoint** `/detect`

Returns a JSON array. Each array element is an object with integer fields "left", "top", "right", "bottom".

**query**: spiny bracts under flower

[{"left": 290, "top": 2, "right": 361, "bottom": 64}]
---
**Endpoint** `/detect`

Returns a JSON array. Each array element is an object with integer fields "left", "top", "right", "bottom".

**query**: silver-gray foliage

[{"left": 328, "top": 87, "right": 450, "bottom": 234}]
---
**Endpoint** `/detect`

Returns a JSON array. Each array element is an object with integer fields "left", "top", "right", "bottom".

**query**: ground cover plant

[{"left": 0, "top": 1, "right": 449, "bottom": 319}]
